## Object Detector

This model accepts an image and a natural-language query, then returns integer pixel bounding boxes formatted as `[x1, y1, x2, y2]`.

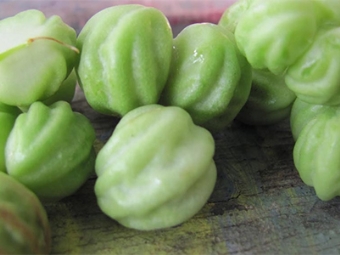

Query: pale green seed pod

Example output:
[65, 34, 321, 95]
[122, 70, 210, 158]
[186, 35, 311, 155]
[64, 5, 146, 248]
[225, 0, 324, 74]
[290, 98, 330, 141]
[218, 0, 253, 33]
[286, 27, 340, 105]
[0, 9, 78, 107]
[95, 104, 217, 230]
[314, 0, 340, 25]
[293, 108, 340, 201]
[220, 0, 340, 105]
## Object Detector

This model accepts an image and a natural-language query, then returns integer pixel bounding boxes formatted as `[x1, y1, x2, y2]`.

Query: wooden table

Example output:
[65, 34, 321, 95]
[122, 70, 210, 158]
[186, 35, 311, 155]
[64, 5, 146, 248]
[2, 1, 340, 254]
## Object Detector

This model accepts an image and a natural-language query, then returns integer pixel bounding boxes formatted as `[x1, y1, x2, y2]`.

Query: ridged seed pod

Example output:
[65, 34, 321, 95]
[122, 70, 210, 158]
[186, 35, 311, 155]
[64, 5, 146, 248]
[220, 0, 324, 74]
[95, 104, 217, 230]
[220, 0, 340, 106]
[0, 172, 51, 254]
[160, 23, 252, 131]
[286, 27, 340, 105]
[290, 98, 330, 141]
[76, 4, 173, 116]
[5, 101, 96, 201]
[293, 107, 340, 201]
[314, 0, 340, 25]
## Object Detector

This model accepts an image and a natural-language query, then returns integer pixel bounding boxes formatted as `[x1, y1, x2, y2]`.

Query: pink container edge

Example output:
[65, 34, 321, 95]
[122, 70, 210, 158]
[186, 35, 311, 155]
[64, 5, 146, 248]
[0, 0, 236, 32]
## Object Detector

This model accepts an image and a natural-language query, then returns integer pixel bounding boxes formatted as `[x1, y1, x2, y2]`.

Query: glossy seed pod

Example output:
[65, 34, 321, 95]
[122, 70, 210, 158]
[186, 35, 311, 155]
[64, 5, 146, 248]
[160, 23, 252, 131]
[0, 103, 21, 173]
[95, 104, 217, 230]
[293, 107, 340, 201]
[290, 98, 330, 141]
[76, 4, 173, 116]
[236, 68, 296, 126]
[5, 101, 96, 201]
[0, 172, 51, 254]
[0, 9, 78, 107]
[285, 26, 340, 105]
[219, 0, 325, 74]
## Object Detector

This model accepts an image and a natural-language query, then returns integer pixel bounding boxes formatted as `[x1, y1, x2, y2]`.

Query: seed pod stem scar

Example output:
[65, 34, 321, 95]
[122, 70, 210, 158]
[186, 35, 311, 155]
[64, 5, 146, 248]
[27, 36, 79, 54]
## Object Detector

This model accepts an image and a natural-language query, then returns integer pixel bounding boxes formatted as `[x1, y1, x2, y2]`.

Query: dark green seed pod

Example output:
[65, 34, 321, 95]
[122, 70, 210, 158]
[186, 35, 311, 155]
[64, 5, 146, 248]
[236, 68, 296, 126]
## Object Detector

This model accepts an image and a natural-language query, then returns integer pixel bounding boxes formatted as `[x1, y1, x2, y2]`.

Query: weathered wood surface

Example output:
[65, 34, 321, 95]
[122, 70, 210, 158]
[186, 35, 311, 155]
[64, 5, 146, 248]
[2, 1, 340, 254]
[43, 89, 340, 255]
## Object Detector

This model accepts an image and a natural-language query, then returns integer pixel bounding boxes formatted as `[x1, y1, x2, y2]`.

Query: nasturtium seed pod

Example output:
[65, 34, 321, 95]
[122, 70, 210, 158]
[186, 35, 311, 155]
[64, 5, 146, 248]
[0, 103, 21, 173]
[76, 4, 173, 116]
[220, 0, 340, 107]
[236, 68, 296, 126]
[0, 172, 51, 255]
[5, 101, 96, 201]
[293, 107, 340, 201]
[95, 104, 217, 231]
[160, 23, 252, 131]
[314, 0, 340, 25]
[0, 9, 78, 107]
[219, 0, 324, 74]
[290, 98, 330, 141]
[218, 0, 252, 33]
[285, 26, 340, 105]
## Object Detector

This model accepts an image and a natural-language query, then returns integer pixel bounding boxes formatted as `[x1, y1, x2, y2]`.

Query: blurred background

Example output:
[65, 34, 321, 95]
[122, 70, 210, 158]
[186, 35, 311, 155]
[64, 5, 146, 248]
[0, 0, 235, 34]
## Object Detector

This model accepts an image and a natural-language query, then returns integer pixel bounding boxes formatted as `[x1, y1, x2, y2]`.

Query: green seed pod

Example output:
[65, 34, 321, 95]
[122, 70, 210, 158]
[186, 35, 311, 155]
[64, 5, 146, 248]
[290, 98, 330, 141]
[220, 0, 324, 74]
[5, 101, 96, 201]
[314, 0, 340, 25]
[236, 68, 296, 126]
[76, 4, 173, 116]
[95, 104, 216, 230]
[160, 23, 252, 131]
[286, 26, 340, 105]
[0, 172, 51, 254]
[0, 103, 21, 173]
[0, 9, 78, 107]
[218, 0, 252, 33]
[220, 0, 340, 106]
[293, 107, 340, 201]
